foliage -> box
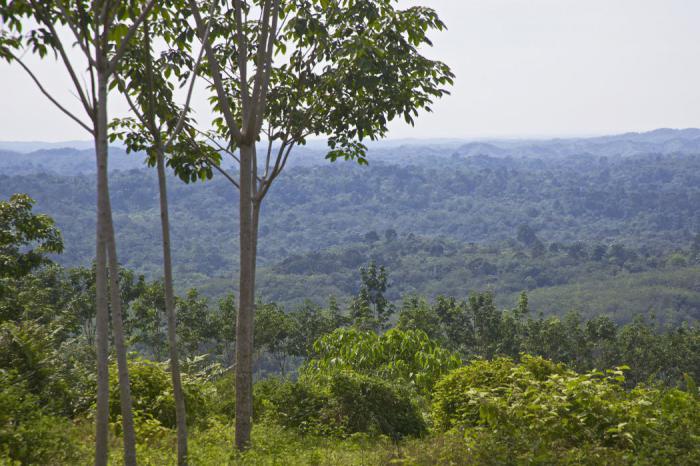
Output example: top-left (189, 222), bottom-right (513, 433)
top-left (0, 319), bottom-right (93, 418)
top-left (349, 261), bottom-right (393, 331)
top-left (108, 358), bottom-right (216, 430)
top-left (5, 160), bottom-right (700, 324)
top-left (395, 291), bottom-right (700, 387)
top-left (305, 327), bottom-right (462, 396)
top-left (252, 328), bottom-right (462, 440)
top-left (254, 371), bottom-right (425, 440)
top-left (0, 371), bottom-right (83, 465)
top-left (0, 194), bottom-right (62, 284)
top-left (432, 356), bottom-right (700, 464)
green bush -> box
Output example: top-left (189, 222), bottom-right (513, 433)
top-left (211, 370), bottom-right (236, 420)
top-left (256, 370), bottom-right (426, 439)
top-left (432, 356), bottom-right (566, 430)
top-left (306, 328), bottom-right (462, 396)
top-left (322, 371), bottom-right (426, 439)
top-left (0, 370), bottom-right (82, 464)
top-left (109, 358), bottom-right (215, 429)
top-left (0, 320), bottom-right (91, 417)
top-left (432, 355), bottom-right (700, 464)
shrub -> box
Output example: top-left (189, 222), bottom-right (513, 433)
top-left (432, 356), bottom-right (566, 429)
top-left (0, 370), bottom-right (81, 464)
top-left (257, 370), bottom-right (426, 439)
top-left (109, 358), bottom-right (215, 429)
top-left (432, 355), bottom-right (700, 464)
top-left (306, 328), bottom-right (462, 396)
top-left (210, 370), bottom-right (236, 420)
top-left (0, 320), bottom-right (91, 417)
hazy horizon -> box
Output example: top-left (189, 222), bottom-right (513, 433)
top-left (2, 126), bottom-right (700, 149)
top-left (2, 0), bottom-right (699, 141)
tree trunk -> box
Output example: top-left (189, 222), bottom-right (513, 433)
top-left (156, 146), bottom-right (189, 465)
top-left (96, 69), bottom-right (138, 466)
top-left (94, 89), bottom-right (110, 466)
top-left (235, 143), bottom-right (257, 450)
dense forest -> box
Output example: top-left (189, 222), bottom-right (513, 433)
top-left (3, 132), bottom-right (700, 462)
top-left (2, 196), bottom-right (699, 463)
top-left (2, 135), bottom-right (700, 324)
top-left (2, 0), bottom-right (699, 460)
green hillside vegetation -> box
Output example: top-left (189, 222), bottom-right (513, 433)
top-left (2, 151), bottom-right (700, 324)
top-left (2, 151), bottom-right (700, 270)
top-left (255, 233), bottom-right (700, 324)
top-left (2, 195), bottom-right (699, 464)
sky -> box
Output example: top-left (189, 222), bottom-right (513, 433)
top-left (1, 0), bottom-right (699, 142)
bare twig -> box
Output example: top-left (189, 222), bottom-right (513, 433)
top-left (188, 0), bottom-right (243, 142)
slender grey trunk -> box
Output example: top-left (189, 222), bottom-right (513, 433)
top-left (235, 143), bottom-right (257, 450)
top-left (251, 201), bottom-right (260, 291)
top-left (96, 68), bottom-right (137, 466)
top-left (94, 82), bottom-right (110, 466)
top-left (156, 146), bottom-right (189, 465)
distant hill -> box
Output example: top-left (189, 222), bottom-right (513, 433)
top-left (2, 128), bottom-right (700, 323)
top-left (452, 128), bottom-right (700, 159)
top-left (0, 146), bottom-right (146, 175)
top-left (0, 140), bottom-right (100, 153)
top-left (1, 128), bottom-right (699, 175)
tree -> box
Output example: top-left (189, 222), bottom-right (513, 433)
top-left (690, 233), bottom-right (700, 263)
top-left (254, 302), bottom-right (295, 375)
top-left (516, 224), bottom-right (539, 248)
top-left (110, 12), bottom-right (216, 463)
top-left (385, 228), bottom-right (398, 242)
top-left (364, 230), bottom-right (380, 243)
top-left (0, 194), bottom-right (63, 282)
top-left (176, 289), bottom-right (215, 359)
top-left (178, 0), bottom-right (453, 449)
top-left (287, 299), bottom-right (345, 359)
top-left (397, 295), bottom-right (444, 344)
top-left (213, 294), bottom-right (238, 368)
top-left (127, 280), bottom-right (168, 361)
top-left (0, 2), bottom-right (156, 463)
top-left (351, 261), bottom-right (394, 331)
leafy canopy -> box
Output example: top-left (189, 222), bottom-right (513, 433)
top-left (0, 194), bottom-right (62, 281)
top-left (164, 0), bottom-right (453, 178)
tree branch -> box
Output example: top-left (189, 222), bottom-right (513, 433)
top-left (162, 1), bottom-right (216, 150)
top-left (55, 0), bottom-right (97, 67)
top-left (108, 0), bottom-right (157, 75)
top-left (12, 54), bottom-right (93, 134)
top-left (246, 0), bottom-right (279, 135)
top-left (233, 0), bottom-right (250, 116)
top-left (27, 0), bottom-right (95, 120)
top-left (188, 0), bottom-right (243, 142)
top-left (208, 158), bottom-right (240, 189)
top-left (257, 139), bottom-right (293, 201)
top-left (122, 85), bottom-right (149, 131)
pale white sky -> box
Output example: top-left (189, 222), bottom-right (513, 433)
top-left (1, 0), bottom-right (699, 142)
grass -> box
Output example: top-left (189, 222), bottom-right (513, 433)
top-left (56, 419), bottom-right (404, 465)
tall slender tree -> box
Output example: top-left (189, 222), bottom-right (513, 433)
top-left (0, 1), bottom-right (155, 464)
top-left (178, 0), bottom-right (453, 449)
top-left (110, 11), bottom-right (215, 464)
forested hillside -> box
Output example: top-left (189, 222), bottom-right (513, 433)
top-left (3, 195), bottom-right (699, 464)
top-left (3, 0), bottom-right (699, 460)
top-left (2, 133), bottom-right (700, 322)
